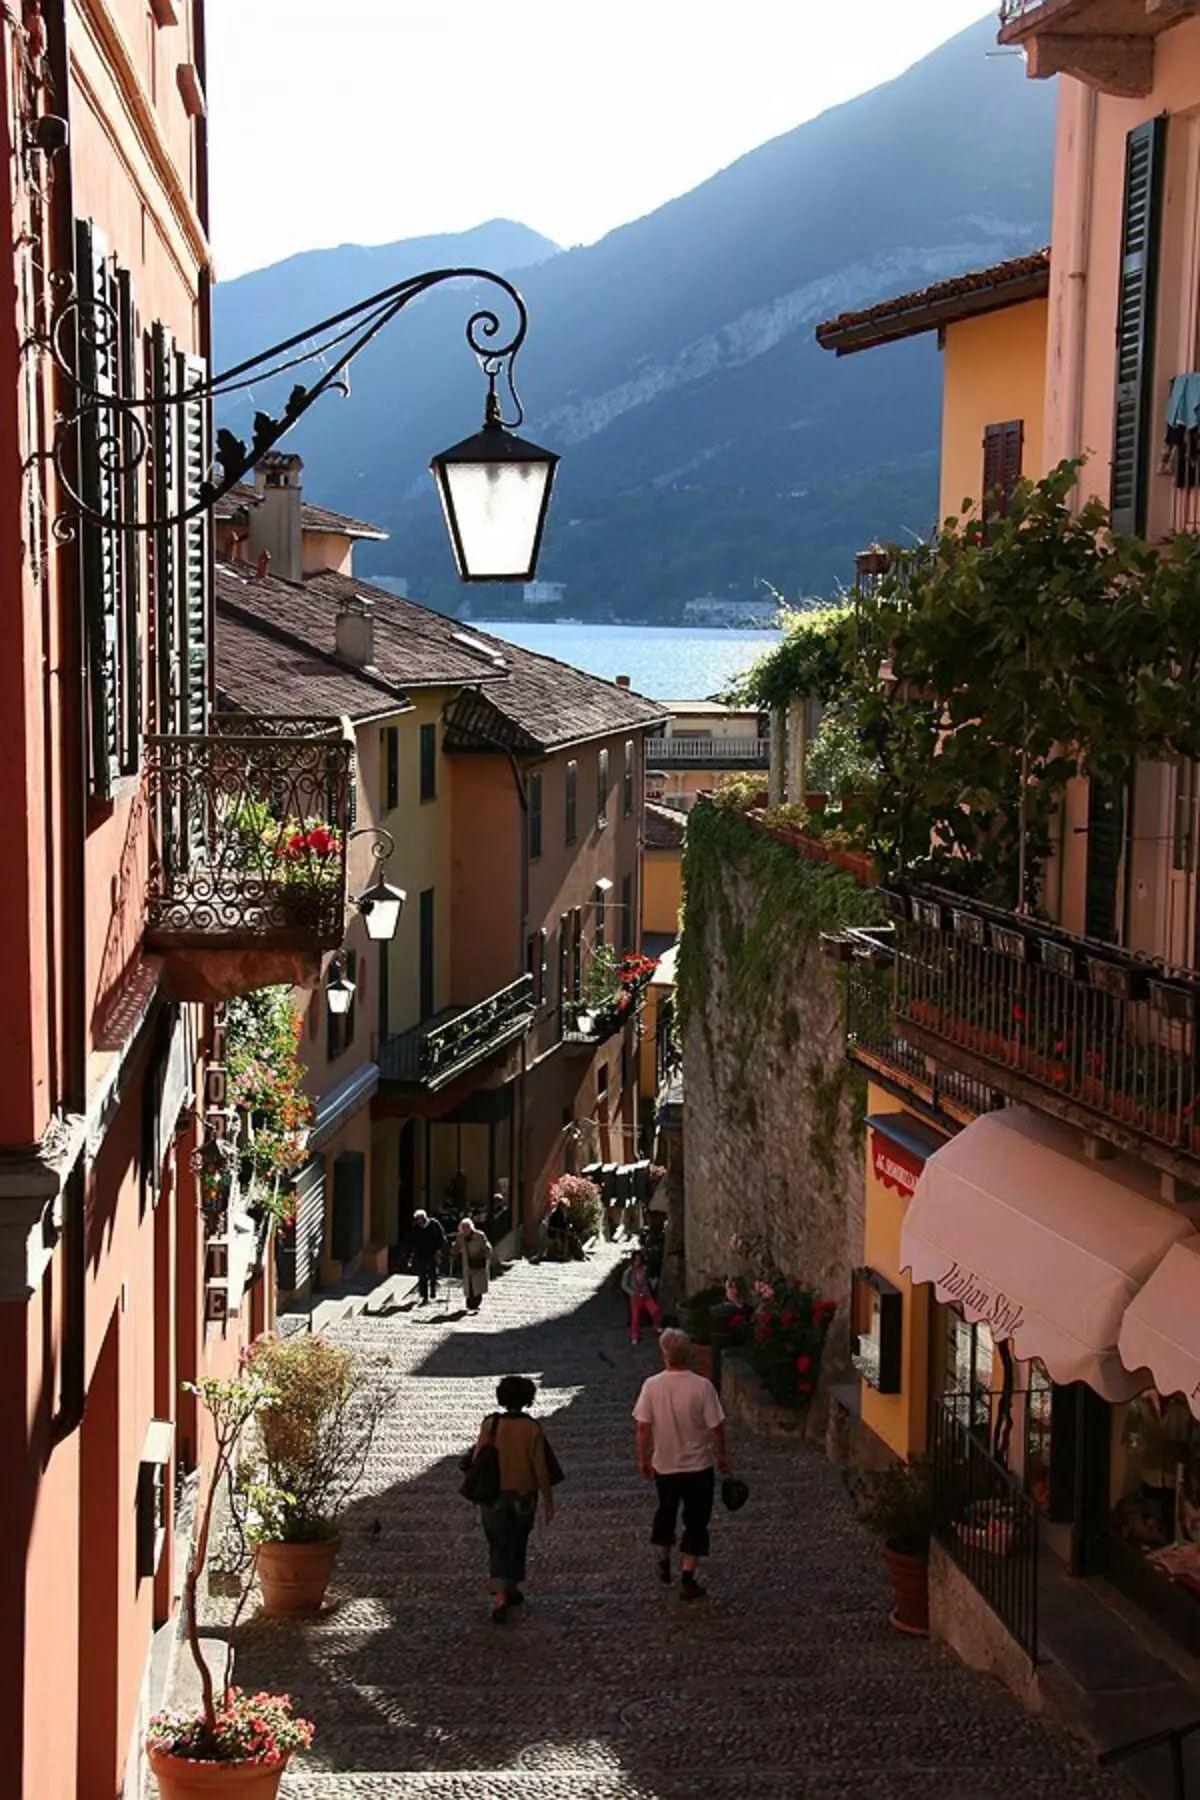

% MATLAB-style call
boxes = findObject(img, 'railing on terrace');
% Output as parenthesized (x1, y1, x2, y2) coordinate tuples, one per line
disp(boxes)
(379, 975, 535, 1091)
(998, 0, 1042, 20)
(145, 718, 354, 951)
(931, 1397, 1039, 1662)
(647, 735, 770, 766)
(843, 957, 1003, 1125)
(885, 885, 1200, 1177)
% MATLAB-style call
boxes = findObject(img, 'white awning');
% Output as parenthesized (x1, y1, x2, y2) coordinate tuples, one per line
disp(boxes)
(899, 1106, 1195, 1402)
(1119, 1237, 1200, 1416)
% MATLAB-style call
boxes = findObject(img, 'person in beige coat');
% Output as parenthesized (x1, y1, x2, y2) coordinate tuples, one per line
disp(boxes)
(472, 1376, 555, 1622)
(459, 1218, 492, 1312)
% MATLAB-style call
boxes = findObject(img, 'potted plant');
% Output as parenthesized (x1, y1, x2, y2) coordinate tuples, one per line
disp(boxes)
(146, 1373, 314, 1797)
(236, 1334, 387, 1617)
(857, 1454, 935, 1636)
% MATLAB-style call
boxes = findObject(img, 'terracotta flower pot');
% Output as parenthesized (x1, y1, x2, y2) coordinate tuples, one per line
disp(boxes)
(148, 1748, 289, 1800)
(882, 1541, 929, 1636)
(256, 1535, 340, 1617)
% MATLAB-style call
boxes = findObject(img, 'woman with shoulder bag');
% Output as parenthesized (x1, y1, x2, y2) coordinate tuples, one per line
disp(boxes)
(459, 1217, 492, 1312)
(466, 1375, 561, 1623)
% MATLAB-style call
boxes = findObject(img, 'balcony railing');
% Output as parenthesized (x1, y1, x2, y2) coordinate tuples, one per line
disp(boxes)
(379, 975, 535, 1091)
(931, 1398, 1039, 1664)
(647, 735, 770, 767)
(145, 719, 354, 951)
(883, 886, 1200, 1176)
(844, 959, 1003, 1125)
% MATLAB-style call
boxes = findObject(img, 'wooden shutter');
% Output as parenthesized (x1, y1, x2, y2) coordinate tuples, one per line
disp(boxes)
(982, 420, 1023, 520)
(1084, 779, 1124, 944)
(76, 220, 123, 798)
(175, 351, 210, 738)
(115, 269, 141, 771)
(1110, 116, 1167, 535)
(150, 323, 178, 734)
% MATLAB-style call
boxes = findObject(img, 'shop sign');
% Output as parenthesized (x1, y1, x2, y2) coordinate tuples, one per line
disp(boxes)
(870, 1130, 924, 1197)
(937, 1259, 1025, 1339)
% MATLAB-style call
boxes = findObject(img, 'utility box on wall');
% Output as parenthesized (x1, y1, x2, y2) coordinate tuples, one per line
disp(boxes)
(851, 1266, 903, 1395)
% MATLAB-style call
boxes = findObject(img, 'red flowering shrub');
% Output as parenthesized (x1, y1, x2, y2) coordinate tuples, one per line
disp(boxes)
(148, 1687, 313, 1765)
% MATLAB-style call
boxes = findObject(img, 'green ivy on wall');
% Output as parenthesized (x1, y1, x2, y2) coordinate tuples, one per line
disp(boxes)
(677, 803, 882, 1142)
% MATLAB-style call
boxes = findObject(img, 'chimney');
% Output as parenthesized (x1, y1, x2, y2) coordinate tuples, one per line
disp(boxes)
(255, 549, 270, 579)
(616, 674, 631, 688)
(335, 593, 375, 668)
(249, 452, 303, 581)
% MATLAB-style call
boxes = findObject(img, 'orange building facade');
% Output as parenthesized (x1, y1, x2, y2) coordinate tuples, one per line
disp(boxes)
(0, 7, 346, 1796)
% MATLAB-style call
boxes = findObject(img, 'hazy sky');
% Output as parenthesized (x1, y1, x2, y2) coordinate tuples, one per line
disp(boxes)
(206, 1, 998, 281)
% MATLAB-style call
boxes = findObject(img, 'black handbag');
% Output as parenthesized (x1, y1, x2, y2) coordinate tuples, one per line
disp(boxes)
(460, 1414, 502, 1504)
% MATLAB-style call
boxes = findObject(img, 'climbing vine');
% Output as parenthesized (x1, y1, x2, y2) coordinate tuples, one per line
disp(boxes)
(678, 802, 882, 1123)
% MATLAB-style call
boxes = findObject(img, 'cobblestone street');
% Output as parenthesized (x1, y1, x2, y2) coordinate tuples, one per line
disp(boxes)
(221, 1249, 1131, 1800)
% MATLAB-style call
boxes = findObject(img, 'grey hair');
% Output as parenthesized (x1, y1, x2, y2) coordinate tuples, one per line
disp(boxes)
(412, 1209, 428, 1224)
(660, 1328, 691, 1368)
(459, 1218, 475, 1234)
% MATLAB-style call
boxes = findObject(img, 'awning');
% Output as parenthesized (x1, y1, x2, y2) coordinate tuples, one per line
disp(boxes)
(1119, 1237, 1200, 1416)
(899, 1106, 1195, 1402)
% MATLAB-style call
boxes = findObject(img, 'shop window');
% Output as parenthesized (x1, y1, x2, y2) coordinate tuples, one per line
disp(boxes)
(851, 1267, 902, 1394)
(1111, 1393, 1200, 1587)
(941, 1309, 995, 1435)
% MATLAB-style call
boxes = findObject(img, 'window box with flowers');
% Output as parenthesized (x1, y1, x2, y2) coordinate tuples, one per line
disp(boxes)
(566, 948, 659, 1043)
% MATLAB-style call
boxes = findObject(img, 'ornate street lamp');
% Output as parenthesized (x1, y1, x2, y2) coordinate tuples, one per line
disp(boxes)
(347, 827, 406, 942)
(41, 265, 559, 578)
(431, 376, 558, 582)
(326, 957, 355, 1017)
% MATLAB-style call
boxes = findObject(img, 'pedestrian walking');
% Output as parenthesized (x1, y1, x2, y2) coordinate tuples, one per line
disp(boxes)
(633, 1327, 731, 1600)
(459, 1218, 492, 1312)
(545, 1196, 570, 1262)
(406, 1208, 447, 1304)
(469, 1376, 556, 1623)
(621, 1249, 662, 1346)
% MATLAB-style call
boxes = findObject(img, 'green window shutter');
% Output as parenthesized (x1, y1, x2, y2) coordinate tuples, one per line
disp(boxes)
(419, 723, 437, 801)
(150, 323, 178, 733)
(1084, 778, 1124, 944)
(175, 351, 211, 737)
(1110, 116, 1167, 536)
(76, 219, 123, 798)
(115, 269, 141, 771)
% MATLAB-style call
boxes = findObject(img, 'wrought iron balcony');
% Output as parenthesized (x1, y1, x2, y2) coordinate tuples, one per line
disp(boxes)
(379, 975, 536, 1092)
(872, 886, 1200, 1178)
(646, 735, 770, 769)
(145, 718, 354, 953)
(843, 955, 1004, 1128)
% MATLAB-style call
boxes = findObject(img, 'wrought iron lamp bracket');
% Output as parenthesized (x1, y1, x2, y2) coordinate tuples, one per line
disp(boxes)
(34, 264, 530, 537)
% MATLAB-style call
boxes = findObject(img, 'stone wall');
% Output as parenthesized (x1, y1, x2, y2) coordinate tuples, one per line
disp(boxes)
(678, 805, 875, 1377)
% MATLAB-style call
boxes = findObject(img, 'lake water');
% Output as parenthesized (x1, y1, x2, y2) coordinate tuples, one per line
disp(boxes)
(474, 621, 783, 702)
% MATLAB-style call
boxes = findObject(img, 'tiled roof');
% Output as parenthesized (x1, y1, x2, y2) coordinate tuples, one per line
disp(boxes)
(216, 576, 410, 722)
(306, 571, 668, 754)
(215, 561, 667, 752)
(213, 480, 387, 540)
(815, 248, 1050, 356)
(644, 801, 687, 851)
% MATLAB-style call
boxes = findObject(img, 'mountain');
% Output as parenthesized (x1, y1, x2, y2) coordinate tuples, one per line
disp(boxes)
(212, 19, 1056, 618)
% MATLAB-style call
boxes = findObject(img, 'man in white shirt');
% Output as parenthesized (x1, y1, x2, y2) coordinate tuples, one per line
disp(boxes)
(632, 1327, 731, 1600)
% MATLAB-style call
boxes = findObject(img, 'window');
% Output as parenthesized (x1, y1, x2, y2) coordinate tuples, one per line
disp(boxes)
(419, 888, 435, 1020)
(327, 948, 357, 1061)
(623, 740, 635, 817)
(981, 420, 1023, 521)
(596, 747, 610, 829)
(529, 770, 543, 861)
(419, 722, 437, 802)
(594, 884, 606, 949)
(382, 726, 399, 813)
(565, 759, 578, 845)
(621, 873, 634, 951)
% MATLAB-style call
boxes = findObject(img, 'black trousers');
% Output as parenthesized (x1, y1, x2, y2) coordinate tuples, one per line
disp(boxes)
(651, 1467, 715, 1558)
(414, 1256, 438, 1301)
(481, 1491, 536, 1591)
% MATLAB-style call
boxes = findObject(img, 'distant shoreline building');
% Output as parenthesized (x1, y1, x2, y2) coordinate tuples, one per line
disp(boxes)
(682, 595, 779, 629)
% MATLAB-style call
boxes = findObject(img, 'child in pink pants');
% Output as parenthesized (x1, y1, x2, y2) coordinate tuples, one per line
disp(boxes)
(622, 1251, 662, 1345)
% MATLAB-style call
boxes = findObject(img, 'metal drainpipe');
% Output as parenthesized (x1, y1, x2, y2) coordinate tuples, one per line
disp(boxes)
(44, 0, 88, 1440)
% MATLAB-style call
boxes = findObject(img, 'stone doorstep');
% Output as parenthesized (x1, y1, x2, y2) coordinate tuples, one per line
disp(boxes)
(1035, 1556, 1200, 1800)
